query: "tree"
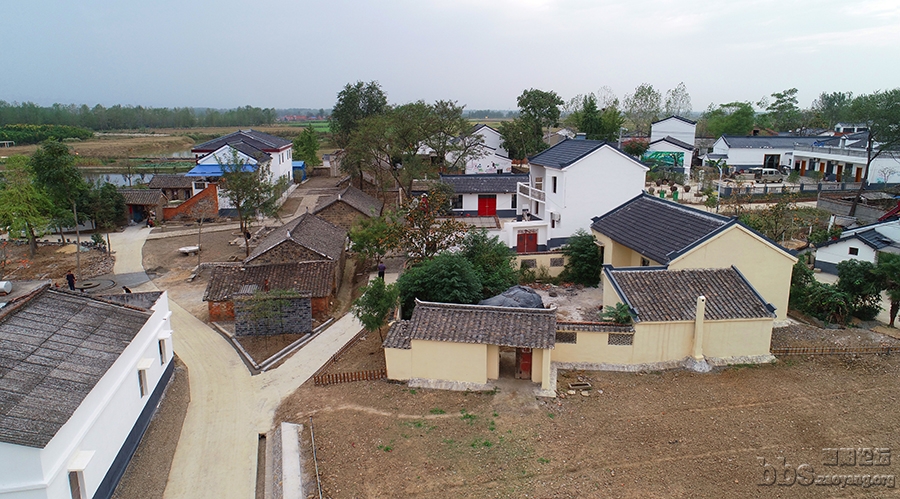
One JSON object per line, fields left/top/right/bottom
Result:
{"left": 460, "top": 228, "right": 517, "bottom": 299}
{"left": 623, "top": 83, "right": 661, "bottom": 136}
{"left": 498, "top": 117, "right": 545, "bottom": 160}
{"left": 30, "top": 140, "right": 88, "bottom": 277}
{"left": 292, "top": 126, "right": 321, "bottom": 166}
{"left": 421, "top": 100, "right": 484, "bottom": 172}
{"left": 811, "top": 91, "right": 853, "bottom": 128}
{"left": 765, "top": 88, "right": 802, "bottom": 132}
{"left": 664, "top": 82, "right": 692, "bottom": 117}
{"left": 876, "top": 253, "right": 900, "bottom": 327}
{"left": 348, "top": 214, "right": 393, "bottom": 263}
{"left": 599, "top": 302, "right": 633, "bottom": 324}
{"left": 848, "top": 89, "right": 900, "bottom": 216}
{"left": 0, "top": 156, "right": 52, "bottom": 256}
{"left": 703, "top": 102, "right": 755, "bottom": 137}
{"left": 85, "top": 181, "right": 125, "bottom": 252}
{"left": 621, "top": 138, "right": 649, "bottom": 158}
{"left": 836, "top": 259, "right": 884, "bottom": 320}
{"left": 393, "top": 187, "right": 468, "bottom": 264}
{"left": 352, "top": 277, "right": 399, "bottom": 338}
{"left": 330, "top": 80, "right": 388, "bottom": 149}
{"left": 217, "top": 148, "right": 281, "bottom": 255}
{"left": 517, "top": 88, "right": 564, "bottom": 139}
{"left": 560, "top": 229, "right": 603, "bottom": 286}
{"left": 396, "top": 253, "right": 482, "bottom": 319}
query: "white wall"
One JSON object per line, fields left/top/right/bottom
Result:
{"left": 650, "top": 118, "right": 696, "bottom": 145}
{"left": 647, "top": 142, "right": 691, "bottom": 176}
{"left": 816, "top": 240, "right": 878, "bottom": 268}
{"left": 0, "top": 294, "right": 173, "bottom": 499}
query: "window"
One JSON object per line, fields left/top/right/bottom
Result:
{"left": 521, "top": 259, "right": 537, "bottom": 269}
{"left": 511, "top": 194, "right": 516, "bottom": 209}
{"left": 641, "top": 258, "right": 650, "bottom": 267}
{"left": 608, "top": 333, "right": 634, "bottom": 346}
{"left": 552, "top": 176, "right": 557, "bottom": 193}
{"left": 158, "top": 339, "right": 167, "bottom": 365}
{"left": 451, "top": 195, "right": 463, "bottom": 209}
{"left": 69, "top": 471, "right": 86, "bottom": 499}
{"left": 138, "top": 369, "right": 148, "bottom": 397}
{"left": 849, "top": 247, "right": 859, "bottom": 256}
{"left": 550, "top": 258, "right": 565, "bottom": 267}
{"left": 534, "top": 177, "right": 543, "bottom": 191}
{"left": 763, "top": 155, "right": 780, "bottom": 169}
{"left": 556, "top": 332, "right": 576, "bottom": 344}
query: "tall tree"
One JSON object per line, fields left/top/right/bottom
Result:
{"left": 422, "top": 100, "right": 484, "bottom": 172}
{"left": 498, "top": 117, "right": 545, "bottom": 160}
{"left": 848, "top": 88, "right": 900, "bottom": 216}
{"left": 292, "top": 126, "right": 322, "bottom": 166}
{"left": 217, "top": 148, "right": 281, "bottom": 255}
{"left": 765, "top": 88, "right": 802, "bottom": 131}
{"left": 624, "top": 83, "right": 661, "bottom": 136}
{"left": 352, "top": 277, "right": 399, "bottom": 339}
{"left": 330, "top": 80, "right": 388, "bottom": 149}
{"left": 0, "top": 156, "right": 52, "bottom": 256}
{"left": 30, "top": 140, "right": 88, "bottom": 277}
{"left": 517, "top": 88, "right": 564, "bottom": 139}
{"left": 703, "top": 102, "right": 755, "bottom": 137}
{"left": 664, "top": 82, "right": 693, "bottom": 117}
{"left": 811, "top": 91, "right": 854, "bottom": 128}
{"left": 85, "top": 181, "right": 125, "bottom": 252}
{"left": 460, "top": 228, "right": 517, "bottom": 299}
{"left": 392, "top": 186, "right": 469, "bottom": 265}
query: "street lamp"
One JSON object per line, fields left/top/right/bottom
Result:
{"left": 618, "top": 127, "right": 627, "bottom": 148}
{"left": 714, "top": 163, "right": 723, "bottom": 213}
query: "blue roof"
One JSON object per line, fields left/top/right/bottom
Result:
{"left": 292, "top": 161, "right": 306, "bottom": 168}
{"left": 185, "top": 163, "right": 255, "bottom": 177}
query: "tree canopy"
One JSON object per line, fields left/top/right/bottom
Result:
{"left": 460, "top": 228, "right": 517, "bottom": 299}
{"left": 396, "top": 252, "right": 483, "bottom": 319}
{"left": 560, "top": 229, "right": 603, "bottom": 286}
{"left": 217, "top": 148, "right": 281, "bottom": 252}
{"left": 664, "top": 82, "right": 692, "bottom": 117}
{"left": 0, "top": 156, "right": 52, "bottom": 256}
{"left": 623, "top": 83, "right": 661, "bottom": 136}
{"left": 292, "top": 126, "right": 321, "bottom": 166}
{"left": 703, "top": 102, "right": 755, "bottom": 137}
{"left": 352, "top": 277, "right": 399, "bottom": 335}
{"left": 330, "top": 81, "right": 388, "bottom": 149}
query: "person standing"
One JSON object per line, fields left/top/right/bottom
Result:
{"left": 377, "top": 262, "right": 386, "bottom": 280}
{"left": 65, "top": 271, "right": 76, "bottom": 291}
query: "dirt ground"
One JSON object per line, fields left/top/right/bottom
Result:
{"left": 0, "top": 240, "right": 113, "bottom": 282}
{"left": 530, "top": 284, "right": 604, "bottom": 322}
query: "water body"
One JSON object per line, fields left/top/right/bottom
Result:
{"left": 84, "top": 171, "right": 156, "bottom": 187}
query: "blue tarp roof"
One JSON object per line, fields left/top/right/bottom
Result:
{"left": 185, "top": 164, "right": 255, "bottom": 177}
{"left": 292, "top": 161, "right": 306, "bottom": 169}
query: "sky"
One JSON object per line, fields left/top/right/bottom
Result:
{"left": 3, "top": 0, "right": 899, "bottom": 113}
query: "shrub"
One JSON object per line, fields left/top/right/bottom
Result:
{"left": 560, "top": 230, "right": 603, "bottom": 286}
{"left": 599, "top": 302, "right": 632, "bottom": 324}
{"left": 396, "top": 253, "right": 482, "bottom": 319}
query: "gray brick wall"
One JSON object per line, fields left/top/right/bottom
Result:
{"left": 234, "top": 294, "right": 312, "bottom": 336}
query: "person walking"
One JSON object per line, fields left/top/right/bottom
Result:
{"left": 377, "top": 262, "right": 386, "bottom": 280}
{"left": 65, "top": 271, "right": 76, "bottom": 291}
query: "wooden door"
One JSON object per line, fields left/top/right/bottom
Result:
{"left": 515, "top": 348, "right": 532, "bottom": 379}
{"left": 478, "top": 195, "right": 497, "bottom": 216}
{"left": 516, "top": 232, "right": 537, "bottom": 253}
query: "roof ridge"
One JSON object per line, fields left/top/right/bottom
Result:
{"left": 414, "top": 298, "right": 557, "bottom": 314}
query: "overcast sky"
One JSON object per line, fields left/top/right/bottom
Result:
{"left": 3, "top": 0, "right": 898, "bottom": 112}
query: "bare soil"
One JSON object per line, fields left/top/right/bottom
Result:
{"left": 277, "top": 323, "right": 900, "bottom": 499}
{"left": 0, "top": 241, "right": 113, "bottom": 282}
{"left": 530, "top": 284, "right": 604, "bottom": 322}
{"left": 773, "top": 323, "right": 900, "bottom": 349}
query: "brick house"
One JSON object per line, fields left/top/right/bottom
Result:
{"left": 148, "top": 174, "right": 194, "bottom": 202}
{"left": 120, "top": 189, "right": 167, "bottom": 223}
{"left": 313, "top": 185, "right": 384, "bottom": 231}
{"left": 203, "top": 261, "right": 337, "bottom": 321}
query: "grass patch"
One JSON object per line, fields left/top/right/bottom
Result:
{"left": 460, "top": 409, "right": 477, "bottom": 425}
{"left": 429, "top": 408, "right": 446, "bottom": 415}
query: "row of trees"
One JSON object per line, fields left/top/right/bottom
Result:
{"left": 0, "top": 142, "right": 125, "bottom": 269}
{"left": 0, "top": 101, "right": 278, "bottom": 130}
{"left": 330, "top": 81, "right": 486, "bottom": 196}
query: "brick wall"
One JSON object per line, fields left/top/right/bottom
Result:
{"left": 248, "top": 241, "right": 324, "bottom": 264}
{"left": 163, "top": 184, "right": 218, "bottom": 221}
{"left": 234, "top": 294, "right": 312, "bottom": 336}
{"left": 315, "top": 202, "right": 367, "bottom": 231}
{"left": 208, "top": 300, "right": 234, "bottom": 322}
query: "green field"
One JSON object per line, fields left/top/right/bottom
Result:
{"left": 287, "top": 120, "right": 330, "bottom": 133}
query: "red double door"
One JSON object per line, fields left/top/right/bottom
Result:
{"left": 516, "top": 232, "right": 537, "bottom": 253}
{"left": 477, "top": 195, "right": 497, "bottom": 216}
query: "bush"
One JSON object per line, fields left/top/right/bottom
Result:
{"left": 599, "top": 302, "right": 632, "bottom": 324}
{"left": 461, "top": 228, "right": 517, "bottom": 299}
{"left": 560, "top": 229, "right": 603, "bottom": 286}
{"left": 0, "top": 124, "right": 93, "bottom": 145}
{"left": 396, "top": 253, "right": 482, "bottom": 319}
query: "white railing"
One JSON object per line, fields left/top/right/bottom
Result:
{"left": 517, "top": 182, "right": 545, "bottom": 202}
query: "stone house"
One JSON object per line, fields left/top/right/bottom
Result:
{"left": 120, "top": 188, "right": 167, "bottom": 223}
{"left": 312, "top": 185, "right": 384, "bottom": 231}
{"left": 147, "top": 174, "right": 194, "bottom": 202}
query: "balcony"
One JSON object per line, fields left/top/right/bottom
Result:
{"left": 517, "top": 182, "right": 545, "bottom": 202}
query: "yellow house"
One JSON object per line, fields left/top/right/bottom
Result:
{"left": 383, "top": 300, "right": 557, "bottom": 393}
{"left": 591, "top": 193, "right": 797, "bottom": 320}
{"left": 551, "top": 266, "right": 778, "bottom": 373}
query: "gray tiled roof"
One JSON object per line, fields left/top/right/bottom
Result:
{"left": 313, "top": 185, "right": 384, "bottom": 217}
{"left": 192, "top": 129, "right": 292, "bottom": 152}
{"left": 148, "top": 174, "right": 194, "bottom": 189}
{"left": 650, "top": 136, "right": 694, "bottom": 150}
{"left": 0, "top": 286, "right": 153, "bottom": 448}
{"left": 605, "top": 267, "right": 774, "bottom": 322}
{"left": 220, "top": 141, "right": 273, "bottom": 162}
{"left": 439, "top": 173, "right": 528, "bottom": 194}
{"left": 721, "top": 135, "right": 821, "bottom": 149}
{"left": 119, "top": 189, "right": 166, "bottom": 206}
{"left": 383, "top": 300, "right": 556, "bottom": 350}
{"left": 591, "top": 193, "right": 732, "bottom": 264}
{"left": 528, "top": 139, "right": 609, "bottom": 169}
{"left": 203, "top": 261, "right": 336, "bottom": 301}
{"left": 652, "top": 115, "right": 697, "bottom": 126}
{"left": 246, "top": 214, "right": 347, "bottom": 263}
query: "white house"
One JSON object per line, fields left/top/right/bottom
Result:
{"left": 814, "top": 219, "right": 900, "bottom": 274}
{"left": 645, "top": 136, "right": 694, "bottom": 176}
{"left": 0, "top": 286, "right": 173, "bottom": 499}
{"left": 440, "top": 173, "right": 527, "bottom": 218}
{"left": 790, "top": 132, "right": 900, "bottom": 183}
{"left": 650, "top": 115, "right": 696, "bottom": 146}
{"left": 503, "top": 139, "right": 648, "bottom": 251}
{"left": 706, "top": 135, "right": 821, "bottom": 171}
{"left": 422, "top": 124, "right": 513, "bottom": 175}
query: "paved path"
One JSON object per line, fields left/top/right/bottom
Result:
{"left": 97, "top": 182, "right": 377, "bottom": 498}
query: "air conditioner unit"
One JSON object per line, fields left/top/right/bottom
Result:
{"left": 551, "top": 212, "right": 561, "bottom": 222}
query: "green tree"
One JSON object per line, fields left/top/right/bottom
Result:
{"left": 498, "top": 116, "right": 545, "bottom": 160}
{"left": 30, "top": 140, "right": 89, "bottom": 277}
{"left": 330, "top": 80, "right": 388, "bottom": 149}
{"left": 517, "top": 88, "right": 564, "bottom": 138}
{"left": 217, "top": 148, "right": 281, "bottom": 255}
{"left": 86, "top": 181, "right": 125, "bottom": 252}
{"left": 560, "top": 229, "right": 603, "bottom": 286}
{"left": 624, "top": 83, "right": 661, "bottom": 136}
{"left": 0, "top": 156, "right": 52, "bottom": 256}
{"left": 664, "top": 82, "right": 692, "bottom": 117}
{"left": 836, "top": 259, "right": 884, "bottom": 320}
{"left": 703, "top": 102, "right": 755, "bottom": 137}
{"left": 599, "top": 302, "right": 633, "bottom": 324}
{"left": 348, "top": 214, "right": 393, "bottom": 263}
{"left": 352, "top": 277, "right": 399, "bottom": 338}
{"left": 460, "top": 228, "right": 517, "bottom": 299}
{"left": 875, "top": 252, "right": 900, "bottom": 327}
{"left": 848, "top": 89, "right": 900, "bottom": 216}
{"left": 811, "top": 91, "right": 854, "bottom": 128}
{"left": 621, "top": 138, "right": 649, "bottom": 158}
{"left": 396, "top": 253, "right": 482, "bottom": 319}
{"left": 393, "top": 187, "right": 468, "bottom": 264}
{"left": 292, "top": 126, "right": 321, "bottom": 166}
{"left": 421, "top": 100, "right": 484, "bottom": 172}
{"left": 765, "top": 88, "right": 802, "bottom": 131}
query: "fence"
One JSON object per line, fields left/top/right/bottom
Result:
{"left": 718, "top": 182, "right": 863, "bottom": 199}
{"left": 313, "top": 369, "right": 387, "bottom": 386}
{"left": 310, "top": 328, "right": 367, "bottom": 379}
{"left": 771, "top": 346, "right": 898, "bottom": 356}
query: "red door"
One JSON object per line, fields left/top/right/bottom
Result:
{"left": 516, "top": 232, "right": 537, "bottom": 253}
{"left": 516, "top": 348, "right": 532, "bottom": 379}
{"left": 478, "top": 195, "right": 497, "bottom": 216}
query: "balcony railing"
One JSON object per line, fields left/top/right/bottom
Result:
{"left": 517, "top": 182, "right": 545, "bottom": 202}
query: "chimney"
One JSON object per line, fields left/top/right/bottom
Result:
{"left": 692, "top": 295, "right": 707, "bottom": 361}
